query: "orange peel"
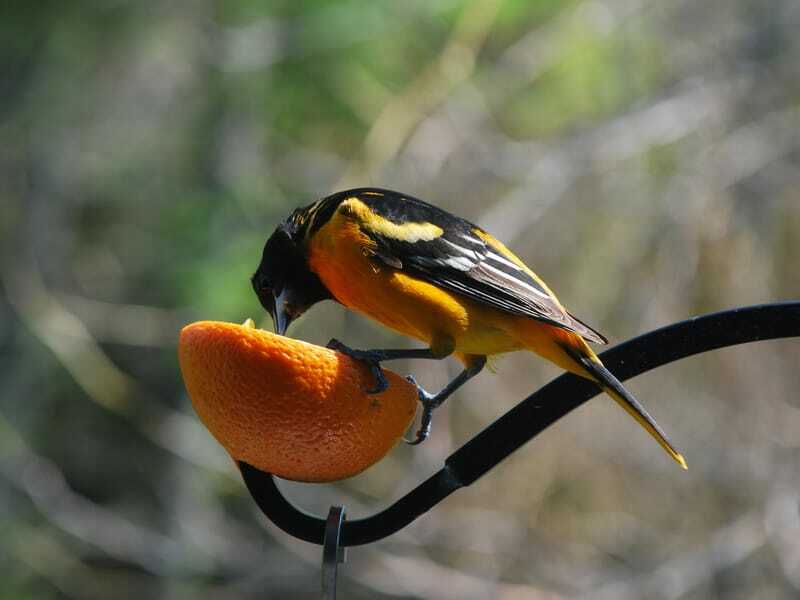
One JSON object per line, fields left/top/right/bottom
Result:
{"left": 178, "top": 320, "right": 417, "bottom": 482}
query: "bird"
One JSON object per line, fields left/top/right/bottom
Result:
{"left": 252, "top": 187, "right": 686, "bottom": 468}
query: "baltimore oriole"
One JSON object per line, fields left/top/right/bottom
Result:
{"left": 252, "top": 188, "right": 687, "bottom": 468}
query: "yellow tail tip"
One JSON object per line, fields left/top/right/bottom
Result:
{"left": 674, "top": 452, "right": 688, "bottom": 470}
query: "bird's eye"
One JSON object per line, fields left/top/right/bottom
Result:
{"left": 252, "top": 272, "right": 271, "bottom": 293}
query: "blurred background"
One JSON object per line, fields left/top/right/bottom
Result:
{"left": 2, "top": 1, "right": 799, "bottom": 598}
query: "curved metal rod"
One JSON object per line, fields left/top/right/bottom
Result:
{"left": 239, "top": 301, "right": 800, "bottom": 546}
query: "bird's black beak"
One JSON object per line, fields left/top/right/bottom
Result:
{"left": 269, "top": 289, "right": 292, "bottom": 336}
{"left": 253, "top": 272, "right": 294, "bottom": 336}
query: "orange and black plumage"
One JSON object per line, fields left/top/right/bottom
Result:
{"left": 252, "top": 188, "right": 686, "bottom": 468}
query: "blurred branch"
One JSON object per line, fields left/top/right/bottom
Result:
{"left": 336, "top": 0, "right": 502, "bottom": 188}
{"left": 704, "top": 105, "right": 800, "bottom": 189}
{"left": 2, "top": 264, "right": 134, "bottom": 413}
{"left": 373, "top": 0, "right": 666, "bottom": 195}
{"left": 357, "top": 549, "right": 566, "bottom": 600}
{"left": 0, "top": 412, "right": 183, "bottom": 575}
{"left": 583, "top": 511, "right": 766, "bottom": 600}
{"left": 477, "top": 69, "right": 798, "bottom": 248}
{"left": 9, "top": 524, "right": 156, "bottom": 600}
{"left": 478, "top": 77, "right": 726, "bottom": 241}
{"left": 0, "top": 411, "right": 282, "bottom": 589}
{"left": 491, "top": 0, "right": 654, "bottom": 98}
{"left": 55, "top": 292, "right": 193, "bottom": 348}
{"left": 1, "top": 262, "right": 230, "bottom": 473}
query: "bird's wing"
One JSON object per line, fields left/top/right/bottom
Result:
{"left": 337, "top": 189, "right": 607, "bottom": 344}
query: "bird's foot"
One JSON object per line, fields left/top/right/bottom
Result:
{"left": 403, "top": 374, "right": 440, "bottom": 445}
{"left": 326, "top": 338, "right": 389, "bottom": 394}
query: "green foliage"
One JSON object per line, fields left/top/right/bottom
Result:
{"left": 500, "top": 25, "right": 666, "bottom": 137}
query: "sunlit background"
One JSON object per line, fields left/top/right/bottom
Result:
{"left": 2, "top": 1, "right": 800, "bottom": 598}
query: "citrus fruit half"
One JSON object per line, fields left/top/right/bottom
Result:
{"left": 178, "top": 320, "right": 418, "bottom": 482}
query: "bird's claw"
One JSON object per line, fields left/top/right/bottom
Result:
{"left": 326, "top": 338, "right": 389, "bottom": 394}
{"left": 404, "top": 375, "right": 437, "bottom": 445}
{"left": 404, "top": 375, "right": 434, "bottom": 402}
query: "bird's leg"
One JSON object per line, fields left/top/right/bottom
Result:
{"left": 325, "top": 338, "right": 439, "bottom": 394}
{"left": 405, "top": 356, "right": 487, "bottom": 445}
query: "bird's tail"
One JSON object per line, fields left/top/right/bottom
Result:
{"left": 516, "top": 320, "right": 686, "bottom": 468}
{"left": 562, "top": 342, "right": 687, "bottom": 470}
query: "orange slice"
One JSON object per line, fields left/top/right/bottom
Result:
{"left": 178, "top": 320, "right": 417, "bottom": 482}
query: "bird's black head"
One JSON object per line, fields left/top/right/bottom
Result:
{"left": 251, "top": 208, "right": 331, "bottom": 335}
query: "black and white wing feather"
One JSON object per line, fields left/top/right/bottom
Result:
{"left": 335, "top": 188, "right": 608, "bottom": 344}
